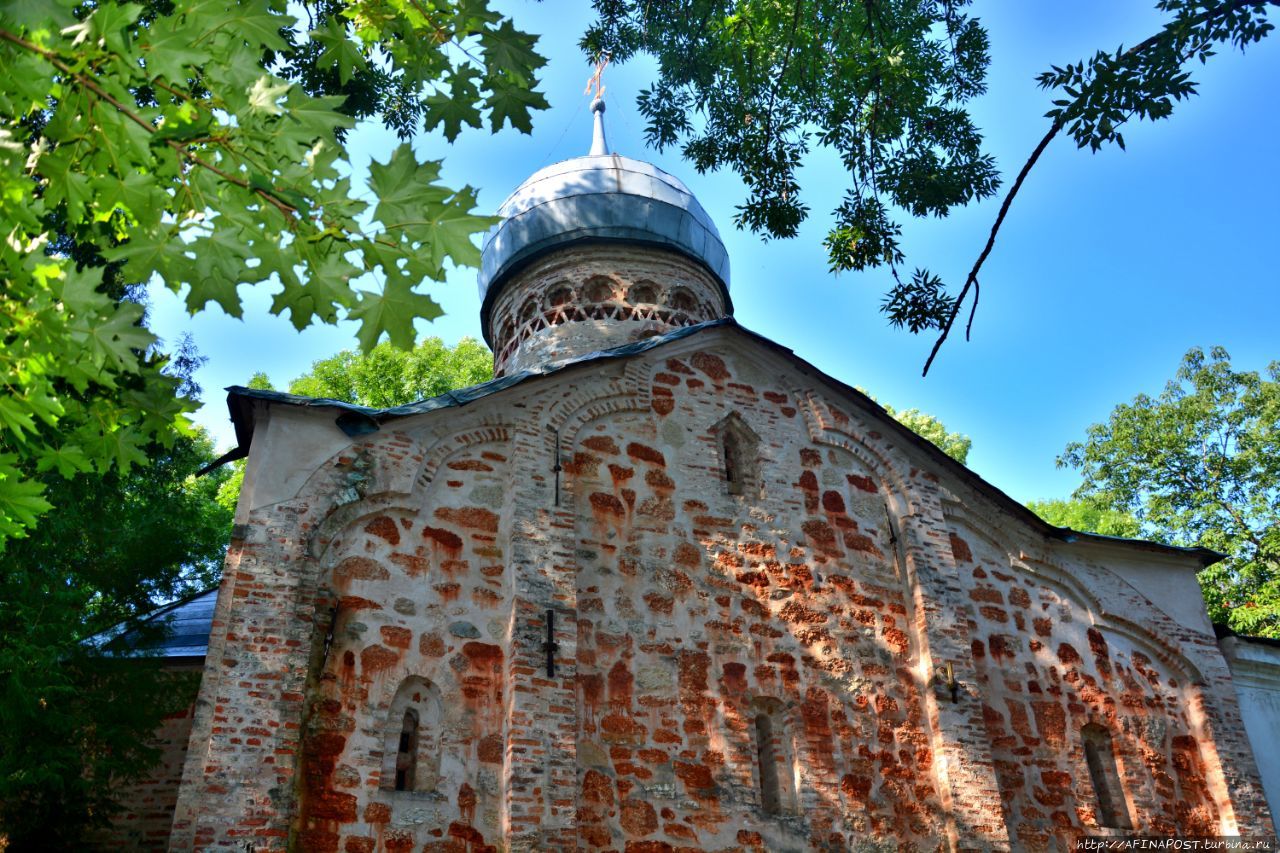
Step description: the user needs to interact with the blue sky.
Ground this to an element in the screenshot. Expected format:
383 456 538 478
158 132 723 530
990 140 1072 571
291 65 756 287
147 0 1280 505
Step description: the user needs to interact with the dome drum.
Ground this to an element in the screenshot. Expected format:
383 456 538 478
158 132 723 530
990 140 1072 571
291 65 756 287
477 99 732 376
487 243 726 376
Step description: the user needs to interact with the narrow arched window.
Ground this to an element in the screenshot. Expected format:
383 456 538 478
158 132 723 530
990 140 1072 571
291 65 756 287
394 708 419 791
723 432 742 495
755 714 781 815
1082 723 1130 829
716 414 760 497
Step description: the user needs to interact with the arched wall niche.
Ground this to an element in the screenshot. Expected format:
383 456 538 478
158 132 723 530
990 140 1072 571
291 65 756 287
945 506 1203 684
796 388 917 516
413 423 513 492
712 412 762 498
288 429 427 511
309 498 416 563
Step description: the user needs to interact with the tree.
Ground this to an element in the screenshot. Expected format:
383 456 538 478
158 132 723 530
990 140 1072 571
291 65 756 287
1058 346 1279 638
287 335 493 407
1026 497 1142 539
0 0 547 546
858 389 971 464
585 0 1275 371
885 405 972 465
0 427 233 848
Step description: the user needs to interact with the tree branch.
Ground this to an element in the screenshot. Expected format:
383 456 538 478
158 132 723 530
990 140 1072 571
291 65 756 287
0 27 299 220
921 0 1279 376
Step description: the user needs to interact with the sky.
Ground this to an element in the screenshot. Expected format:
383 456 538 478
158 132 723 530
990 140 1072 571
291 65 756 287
147 0 1280 506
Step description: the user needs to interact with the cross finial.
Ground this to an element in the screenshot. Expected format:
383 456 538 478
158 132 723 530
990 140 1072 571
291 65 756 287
584 54 611 156
584 53 610 100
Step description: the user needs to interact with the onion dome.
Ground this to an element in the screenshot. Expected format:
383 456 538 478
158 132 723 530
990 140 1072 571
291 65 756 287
478 98 732 375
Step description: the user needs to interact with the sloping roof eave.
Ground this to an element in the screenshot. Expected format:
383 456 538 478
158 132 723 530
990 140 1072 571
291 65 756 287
216 319 1224 569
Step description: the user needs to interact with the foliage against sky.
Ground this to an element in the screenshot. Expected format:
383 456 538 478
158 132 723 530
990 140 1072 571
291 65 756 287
1025 497 1142 540
586 0 1275 371
286 335 494 406
885 405 972 465
0 0 548 547
216 337 494 516
1059 347 1280 637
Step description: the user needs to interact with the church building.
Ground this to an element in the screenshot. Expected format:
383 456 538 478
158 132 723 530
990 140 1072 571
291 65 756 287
110 99 1277 851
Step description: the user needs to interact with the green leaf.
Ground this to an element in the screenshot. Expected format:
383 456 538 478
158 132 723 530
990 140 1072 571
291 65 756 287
348 279 443 351
415 186 496 270
487 76 549 134
312 17 366 85
80 302 155 371
35 444 92 478
103 230 179 282
367 145 444 228
143 10 212 82
0 468 52 538
0 397 38 440
192 0 290 52
281 92 356 143
423 88 482 142
267 249 361 330
478 19 546 87
81 426 151 474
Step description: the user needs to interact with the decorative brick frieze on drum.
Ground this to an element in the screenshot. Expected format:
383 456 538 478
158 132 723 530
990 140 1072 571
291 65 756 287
486 243 728 377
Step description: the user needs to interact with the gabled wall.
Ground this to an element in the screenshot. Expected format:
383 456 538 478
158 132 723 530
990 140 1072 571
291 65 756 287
168 327 1273 851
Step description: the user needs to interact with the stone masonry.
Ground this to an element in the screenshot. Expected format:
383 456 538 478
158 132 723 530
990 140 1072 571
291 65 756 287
167 322 1274 851
163 108 1274 851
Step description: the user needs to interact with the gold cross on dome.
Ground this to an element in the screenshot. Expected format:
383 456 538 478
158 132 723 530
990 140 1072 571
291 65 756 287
584 53 610 99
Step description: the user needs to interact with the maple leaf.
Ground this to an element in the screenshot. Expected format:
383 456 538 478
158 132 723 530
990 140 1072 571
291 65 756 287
268 249 362 330
35 444 92 478
479 19 546 88
247 76 291 116
423 88 482 142
368 144 445 229
417 186 495 270
312 17 366 85
487 76 550 134
143 8 212 83
81 302 156 371
348 279 444 352
0 458 52 538
192 0 291 52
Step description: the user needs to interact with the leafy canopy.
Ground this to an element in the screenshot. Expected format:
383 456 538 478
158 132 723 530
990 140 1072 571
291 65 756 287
288 335 494 407
0 425 232 847
856 388 971 464
0 0 547 546
1026 497 1142 540
885 405 972 465
584 0 996 331
587 1 1275 369
1058 347 1280 638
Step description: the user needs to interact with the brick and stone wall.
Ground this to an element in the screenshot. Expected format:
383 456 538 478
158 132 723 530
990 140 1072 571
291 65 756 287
88 663 201 851
1219 636 1280 822
169 325 1273 851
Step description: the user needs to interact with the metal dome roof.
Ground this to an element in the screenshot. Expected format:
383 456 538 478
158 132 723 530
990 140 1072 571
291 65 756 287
477 103 730 332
